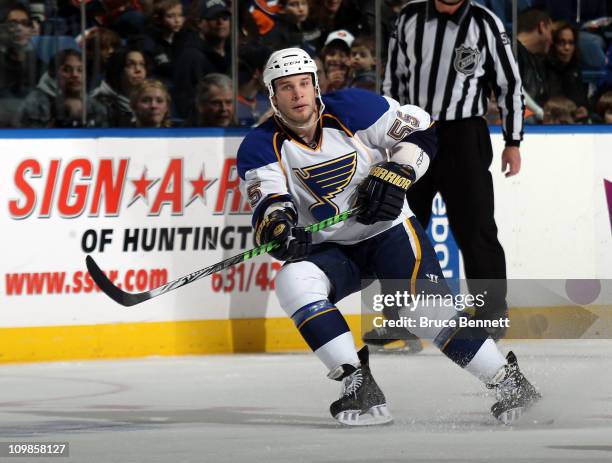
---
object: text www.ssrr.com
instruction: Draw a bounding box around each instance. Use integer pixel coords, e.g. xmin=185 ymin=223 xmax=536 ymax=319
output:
xmin=5 ymin=268 xmax=168 ymax=296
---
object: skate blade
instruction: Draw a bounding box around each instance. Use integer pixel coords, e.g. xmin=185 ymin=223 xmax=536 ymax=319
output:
xmin=495 ymin=393 xmax=543 ymax=425
xmin=497 ymin=407 xmax=524 ymax=425
xmin=334 ymin=404 xmax=394 ymax=426
xmin=496 ymin=399 xmax=552 ymax=426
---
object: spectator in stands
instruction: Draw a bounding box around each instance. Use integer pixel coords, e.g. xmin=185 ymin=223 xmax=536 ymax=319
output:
xmin=130 ymin=78 xmax=172 ymax=127
xmin=0 ymin=2 xmax=45 ymax=126
xmin=261 ymin=0 xmax=320 ymax=56
xmin=546 ymin=22 xmax=589 ymax=122
xmin=81 ymin=27 xmax=122 ymax=90
xmin=311 ymin=0 xmax=368 ymax=50
xmin=542 ymin=96 xmax=576 ymax=124
xmin=531 ymin=0 xmax=607 ymax=71
xmin=91 ymin=47 xmax=150 ymax=126
xmin=595 ymin=91 xmax=612 ymax=124
xmin=16 ymin=49 xmax=108 ymax=127
xmin=184 ymin=73 xmax=233 ymax=127
xmin=349 ymin=35 xmax=376 ymax=91
xmin=517 ymin=8 xmax=553 ymax=122
xmin=173 ymin=0 xmax=231 ymax=118
xmin=320 ymin=29 xmax=353 ymax=92
xmin=237 ymin=43 xmax=271 ymax=127
xmin=142 ymin=0 xmax=184 ymax=82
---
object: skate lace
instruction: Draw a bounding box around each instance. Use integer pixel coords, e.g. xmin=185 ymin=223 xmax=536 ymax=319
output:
xmin=341 ymin=370 xmax=363 ymax=398
xmin=487 ymin=365 xmax=519 ymax=402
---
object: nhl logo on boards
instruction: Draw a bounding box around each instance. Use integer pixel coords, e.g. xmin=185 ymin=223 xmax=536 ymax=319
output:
xmin=454 ymin=46 xmax=480 ymax=76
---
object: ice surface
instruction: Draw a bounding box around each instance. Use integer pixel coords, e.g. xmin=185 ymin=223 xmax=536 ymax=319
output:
xmin=0 ymin=340 xmax=611 ymax=463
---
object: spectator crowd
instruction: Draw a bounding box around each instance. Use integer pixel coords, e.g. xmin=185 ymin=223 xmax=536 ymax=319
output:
xmin=0 ymin=0 xmax=610 ymax=128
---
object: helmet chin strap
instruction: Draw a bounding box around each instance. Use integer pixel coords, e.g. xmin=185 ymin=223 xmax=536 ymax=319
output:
xmin=272 ymin=92 xmax=326 ymax=131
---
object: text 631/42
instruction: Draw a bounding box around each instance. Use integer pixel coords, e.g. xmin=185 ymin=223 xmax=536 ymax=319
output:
xmin=211 ymin=262 xmax=282 ymax=293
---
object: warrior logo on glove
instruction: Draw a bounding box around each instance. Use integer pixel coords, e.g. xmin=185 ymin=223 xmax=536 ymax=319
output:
xmin=356 ymin=161 xmax=416 ymax=225
xmin=369 ymin=165 xmax=413 ymax=190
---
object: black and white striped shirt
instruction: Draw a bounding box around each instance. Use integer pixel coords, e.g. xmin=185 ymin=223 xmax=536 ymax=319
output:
xmin=383 ymin=0 xmax=524 ymax=146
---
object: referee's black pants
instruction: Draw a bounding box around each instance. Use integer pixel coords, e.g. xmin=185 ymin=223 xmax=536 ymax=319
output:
xmin=406 ymin=116 xmax=508 ymax=324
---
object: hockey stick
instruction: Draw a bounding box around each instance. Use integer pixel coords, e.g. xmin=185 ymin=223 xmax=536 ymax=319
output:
xmin=85 ymin=207 xmax=360 ymax=307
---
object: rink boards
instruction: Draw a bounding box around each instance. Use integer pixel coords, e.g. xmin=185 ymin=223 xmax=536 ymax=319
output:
xmin=1 ymin=127 xmax=611 ymax=363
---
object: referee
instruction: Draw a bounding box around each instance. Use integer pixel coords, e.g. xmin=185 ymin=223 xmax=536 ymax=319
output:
xmin=383 ymin=0 xmax=524 ymax=339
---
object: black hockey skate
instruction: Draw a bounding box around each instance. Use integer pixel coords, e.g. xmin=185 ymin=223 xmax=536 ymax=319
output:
xmin=487 ymin=351 xmax=541 ymax=424
xmin=329 ymin=346 xmax=393 ymax=426
xmin=362 ymin=326 xmax=423 ymax=354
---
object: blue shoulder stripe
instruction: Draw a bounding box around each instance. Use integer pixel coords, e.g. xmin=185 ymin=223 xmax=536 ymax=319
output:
xmin=237 ymin=118 xmax=282 ymax=180
xmin=322 ymin=88 xmax=390 ymax=134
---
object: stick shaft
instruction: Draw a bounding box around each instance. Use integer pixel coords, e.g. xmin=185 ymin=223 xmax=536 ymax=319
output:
xmin=86 ymin=207 xmax=360 ymax=307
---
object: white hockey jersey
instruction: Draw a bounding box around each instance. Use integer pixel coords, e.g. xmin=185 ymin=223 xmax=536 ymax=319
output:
xmin=237 ymin=88 xmax=436 ymax=245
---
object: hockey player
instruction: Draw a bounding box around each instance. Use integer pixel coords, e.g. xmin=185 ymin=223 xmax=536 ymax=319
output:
xmin=236 ymin=48 xmax=540 ymax=426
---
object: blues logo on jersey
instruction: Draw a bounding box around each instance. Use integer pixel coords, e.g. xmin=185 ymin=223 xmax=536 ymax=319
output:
xmin=293 ymin=152 xmax=357 ymax=221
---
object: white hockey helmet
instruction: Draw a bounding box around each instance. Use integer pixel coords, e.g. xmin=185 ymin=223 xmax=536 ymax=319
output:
xmin=263 ymin=47 xmax=324 ymax=126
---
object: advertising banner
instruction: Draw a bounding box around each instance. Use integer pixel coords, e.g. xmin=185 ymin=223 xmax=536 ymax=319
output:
xmin=1 ymin=134 xmax=281 ymax=327
xmin=0 ymin=129 xmax=610 ymax=361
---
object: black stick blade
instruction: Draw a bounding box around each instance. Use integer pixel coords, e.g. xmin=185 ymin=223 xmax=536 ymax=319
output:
xmin=86 ymin=255 xmax=144 ymax=307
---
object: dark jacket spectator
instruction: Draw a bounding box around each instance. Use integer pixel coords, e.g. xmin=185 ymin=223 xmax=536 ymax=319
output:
xmin=0 ymin=2 xmax=45 ymax=126
xmin=172 ymin=0 xmax=231 ymax=118
xmin=141 ymin=0 xmax=184 ymax=82
xmin=261 ymin=0 xmax=320 ymax=56
xmin=311 ymin=0 xmax=369 ymax=51
xmin=517 ymin=8 xmax=553 ymax=120
xmin=546 ymin=22 xmax=589 ymax=121
xmin=16 ymin=49 xmax=108 ymax=127
xmin=90 ymin=47 xmax=150 ymax=126
xmin=517 ymin=41 xmax=549 ymax=115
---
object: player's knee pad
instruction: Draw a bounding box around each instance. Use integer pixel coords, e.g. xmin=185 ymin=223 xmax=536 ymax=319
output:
xmin=275 ymin=261 xmax=331 ymax=317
